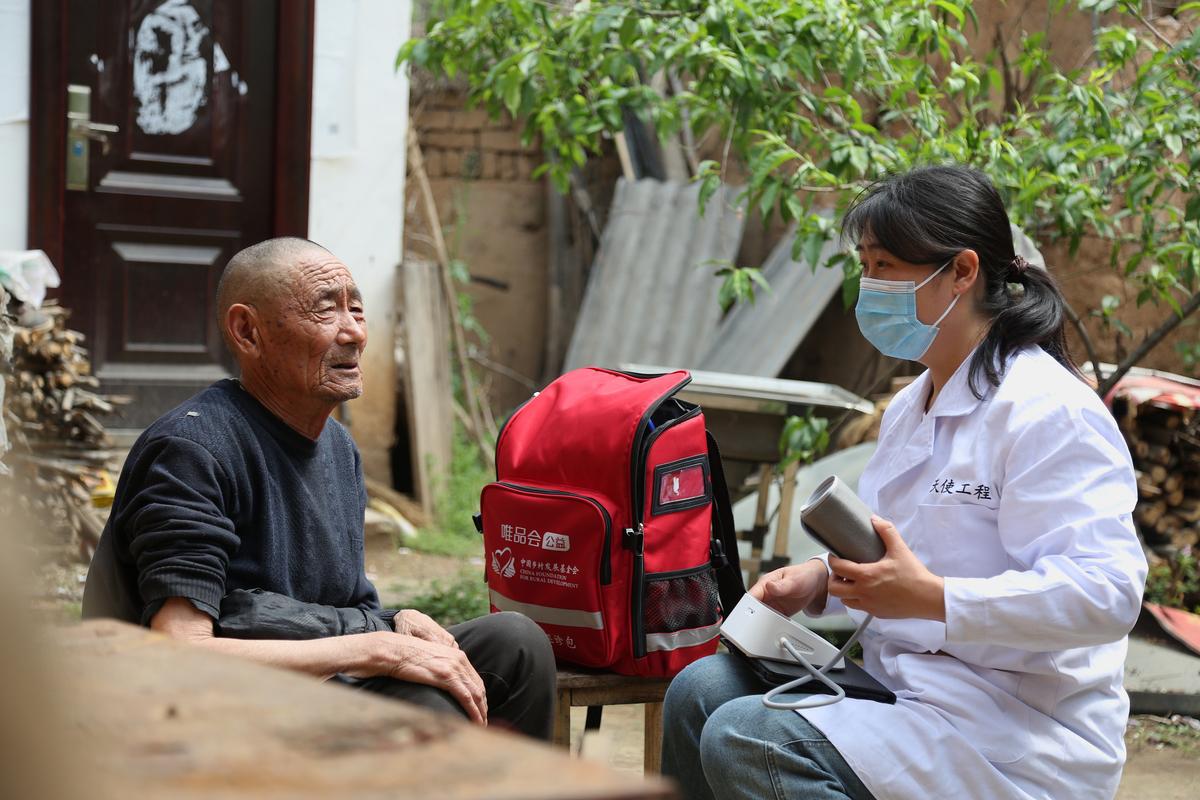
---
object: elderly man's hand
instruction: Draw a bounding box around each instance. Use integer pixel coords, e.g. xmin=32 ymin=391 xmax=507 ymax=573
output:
xmin=351 ymin=632 xmax=488 ymax=725
xmin=393 ymin=609 xmax=458 ymax=649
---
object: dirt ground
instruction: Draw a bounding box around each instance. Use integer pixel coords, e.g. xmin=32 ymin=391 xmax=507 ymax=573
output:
xmin=35 ymin=533 xmax=1200 ymax=796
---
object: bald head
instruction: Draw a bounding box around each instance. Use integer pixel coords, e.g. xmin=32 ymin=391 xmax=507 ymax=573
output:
xmin=216 ymin=237 xmax=332 ymax=343
xmin=217 ymin=237 xmax=366 ymax=432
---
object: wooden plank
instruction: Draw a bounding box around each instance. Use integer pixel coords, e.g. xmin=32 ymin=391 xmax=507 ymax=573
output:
xmin=544 ymin=180 xmax=570 ymax=381
xmin=54 ymin=621 xmax=675 ymax=800
xmin=771 ymin=460 xmax=801 ymax=562
xmin=643 ymin=703 xmax=664 ymax=774
xmin=554 ymin=688 xmax=573 ymax=749
xmin=556 ymin=669 xmax=671 ymax=691
xmin=570 ymin=686 xmax=673 ymax=707
xmin=400 ymin=259 xmax=454 ymax=516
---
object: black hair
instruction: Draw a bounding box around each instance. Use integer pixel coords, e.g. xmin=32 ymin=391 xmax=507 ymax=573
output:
xmin=841 ymin=165 xmax=1079 ymax=396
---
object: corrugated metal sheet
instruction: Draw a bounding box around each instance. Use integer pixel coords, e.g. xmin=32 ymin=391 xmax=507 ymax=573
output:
xmin=564 ymin=178 xmax=747 ymax=371
xmin=700 ymin=217 xmax=844 ymax=377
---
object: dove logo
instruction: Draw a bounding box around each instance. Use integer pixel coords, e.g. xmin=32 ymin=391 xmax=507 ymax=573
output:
xmin=491 ymin=547 xmax=516 ymax=578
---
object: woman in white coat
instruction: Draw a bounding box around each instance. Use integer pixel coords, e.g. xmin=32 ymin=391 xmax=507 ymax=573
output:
xmin=661 ymin=165 xmax=1148 ymax=800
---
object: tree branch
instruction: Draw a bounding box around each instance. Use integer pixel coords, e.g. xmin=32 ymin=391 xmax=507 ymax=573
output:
xmin=719 ymin=126 xmax=733 ymax=184
xmin=1122 ymin=1 xmax=1176 ymax=50
xmin=1062 ymin=300 xmax=1104 ymax=384
xmin=1097 ymin=291 xmax=1200 ymax=397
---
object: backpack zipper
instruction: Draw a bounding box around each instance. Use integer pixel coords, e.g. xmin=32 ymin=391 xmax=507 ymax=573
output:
xmin=497 ymin=482 xmax=613 ymax=584
xmin=627 ymin=522 xmax=646 ymax=657
xmin=634 ymin=403 xmax=703 ymax=518
xmin=625 ymin=380 xmax=699 ymax=660
xmin=492 ymin=397 xmax=533 ymax=479
xmin=628 ymin=377 xmax=694 ymax=527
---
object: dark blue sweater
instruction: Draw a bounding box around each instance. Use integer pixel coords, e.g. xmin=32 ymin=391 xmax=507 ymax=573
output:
xmin=83 ymin=380 xmax=382 ymax=626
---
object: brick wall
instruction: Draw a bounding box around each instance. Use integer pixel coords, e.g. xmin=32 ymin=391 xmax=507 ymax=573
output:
xmin=416 ymin=97 xmax=543 ymax=183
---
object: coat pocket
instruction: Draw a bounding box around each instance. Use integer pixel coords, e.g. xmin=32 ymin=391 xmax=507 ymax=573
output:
xmin=911 ymin=502 xmax=1008 ymax=579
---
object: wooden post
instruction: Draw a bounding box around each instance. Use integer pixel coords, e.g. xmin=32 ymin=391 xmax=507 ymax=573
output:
xmin=406 ymin=129 xmax=496 ymax=465
xmin=553 ymin=687 xmax=572 ymax=750
xmin=400 ymin=259 xmax=454 ymax=516
xmin=544 ymin=179 xmax=569 ymax=381
xmin=614 ymin=132 xmax=636 ymax=181
xmin=772 ymin=460 xmax=801 ymax=564
xmin=643 ymin=702 xmax=664 ymax=774
xmin=746 ymin=463 xmax=775 ymax=585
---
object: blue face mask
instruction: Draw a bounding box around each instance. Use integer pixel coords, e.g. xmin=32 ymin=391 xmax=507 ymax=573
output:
xmin=855 ymin=259 xmax=959 ymax=361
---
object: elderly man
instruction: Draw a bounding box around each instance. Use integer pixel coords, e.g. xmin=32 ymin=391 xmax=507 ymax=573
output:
xmin=83 ymin=237 xmax=555 ymax=737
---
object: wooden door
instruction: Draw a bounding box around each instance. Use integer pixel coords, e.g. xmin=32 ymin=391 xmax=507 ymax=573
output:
xmin=30 ymin=0 xmax=314 ymax=427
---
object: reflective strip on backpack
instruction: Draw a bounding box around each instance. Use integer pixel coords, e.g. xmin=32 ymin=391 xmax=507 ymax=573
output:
xmin=489 ymin=589 xmax=604 ymax=630
xmin=645 ymin=622 xmax=722 ymax=653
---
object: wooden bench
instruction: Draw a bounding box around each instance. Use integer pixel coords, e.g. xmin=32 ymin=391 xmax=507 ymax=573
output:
xmin=553 ymin=668 xmax=674 ymax=774
xmin=51 ymin=621 xmax=676 ymax=800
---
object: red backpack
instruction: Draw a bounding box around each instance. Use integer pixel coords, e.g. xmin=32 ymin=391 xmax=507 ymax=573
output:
xmin=478 ymin=367 xmax=744 ymax=677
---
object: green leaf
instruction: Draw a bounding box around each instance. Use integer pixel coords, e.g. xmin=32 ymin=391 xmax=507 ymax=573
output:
xmin=783 ymin=193 xmax=804 ymax=223
xmin=932 ymin=0 xmax=965 ymax=25
xmin=1166 ymin=134 xmax=1184 ymax=158
xmin=500 ymin=70 xmax=523 ymax=117
xmin=1186 ymin=194 xmax=1200 ymax=223
xmin=848 ymin=146 xmax=870 ymax=176
xmin=779 ymin=410 xmax=830 ymax=467
xmin=698 ymin=173 xmax=721 ymax=216
xmin=841 ymin=269 xmax=860 ymax=310
xmin=748 ymin=268 xmax=773 ymax=295
xmin=592 ymin=5 xmax=626 ymax=34
xmin=802 ymin=231 xmax=826 ymax=270
xmin=759 ymin=181 xmax=781 ymax=219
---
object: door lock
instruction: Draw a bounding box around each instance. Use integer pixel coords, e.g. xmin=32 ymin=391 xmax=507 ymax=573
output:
xmin=66 ymin=84 xmax=120 ymax=190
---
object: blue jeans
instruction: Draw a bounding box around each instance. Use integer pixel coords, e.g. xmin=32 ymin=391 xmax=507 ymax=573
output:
xmin=662 ymin=654 xmax=875 ymax=800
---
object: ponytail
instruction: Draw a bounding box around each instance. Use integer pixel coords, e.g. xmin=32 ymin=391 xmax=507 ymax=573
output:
xmin=970 ymin=254 xmax=1080 ymax=395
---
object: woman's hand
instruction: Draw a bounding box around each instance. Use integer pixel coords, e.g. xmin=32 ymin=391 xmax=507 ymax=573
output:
xmin=749 ymin=558 xmax=830 ymax=617
xmin=827 ymin=516 xmax=946 ymax=621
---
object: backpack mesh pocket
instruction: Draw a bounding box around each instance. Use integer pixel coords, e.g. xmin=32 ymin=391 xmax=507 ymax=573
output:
xmin=644 ymin=566 xmax=720 ymax=634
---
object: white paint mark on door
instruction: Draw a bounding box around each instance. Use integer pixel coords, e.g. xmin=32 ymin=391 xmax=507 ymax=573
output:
xmin=132 ymin=0 xmax=209 ymax=135
xmin=227 ymin=69 xmax=249 ymax=97
xmin=213 ymin=42 xmax=230 ymax=74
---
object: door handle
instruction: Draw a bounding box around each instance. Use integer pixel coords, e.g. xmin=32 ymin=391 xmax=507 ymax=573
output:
xmin=66 ymin=84 xmax=121 ymax=190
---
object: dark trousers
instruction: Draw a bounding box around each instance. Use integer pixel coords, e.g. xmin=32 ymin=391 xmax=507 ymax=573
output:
xmin=333 ymin=611 xmax=557 ymax=740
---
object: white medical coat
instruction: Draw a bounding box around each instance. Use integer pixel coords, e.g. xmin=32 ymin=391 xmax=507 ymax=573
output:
xmin=801 ymin=346 xmax=1147 ymax=799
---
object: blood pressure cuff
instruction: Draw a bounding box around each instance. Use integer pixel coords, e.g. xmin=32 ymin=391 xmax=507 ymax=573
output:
xmin=724 ymin=638 xmax=897 ymax=705
xmin=215 ymin=588 xmax=397 ymax=640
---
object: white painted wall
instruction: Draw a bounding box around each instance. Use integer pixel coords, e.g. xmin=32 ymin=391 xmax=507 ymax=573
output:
xmin=309 ymin=0 xmax=411 ymax=480
xmin=0 ymin=0 xmax=30 ymax=249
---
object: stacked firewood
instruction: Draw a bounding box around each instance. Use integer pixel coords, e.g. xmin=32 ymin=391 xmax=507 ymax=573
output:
xmin=1 ymin=302 xmax=125 ymax=559
xmin=836 ymin=375 xmax=917 ymax=449
xmin=1115 ymin=397 xmax=1200 ymax=554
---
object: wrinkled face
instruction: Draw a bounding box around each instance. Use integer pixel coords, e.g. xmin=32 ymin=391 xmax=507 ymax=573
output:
xmin=261 ymin=254 xmax=367 ymax=404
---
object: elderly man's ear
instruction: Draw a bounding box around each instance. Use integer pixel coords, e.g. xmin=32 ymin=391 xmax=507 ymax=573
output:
xmin=225 ymin=303 xmax=265 ymax=359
